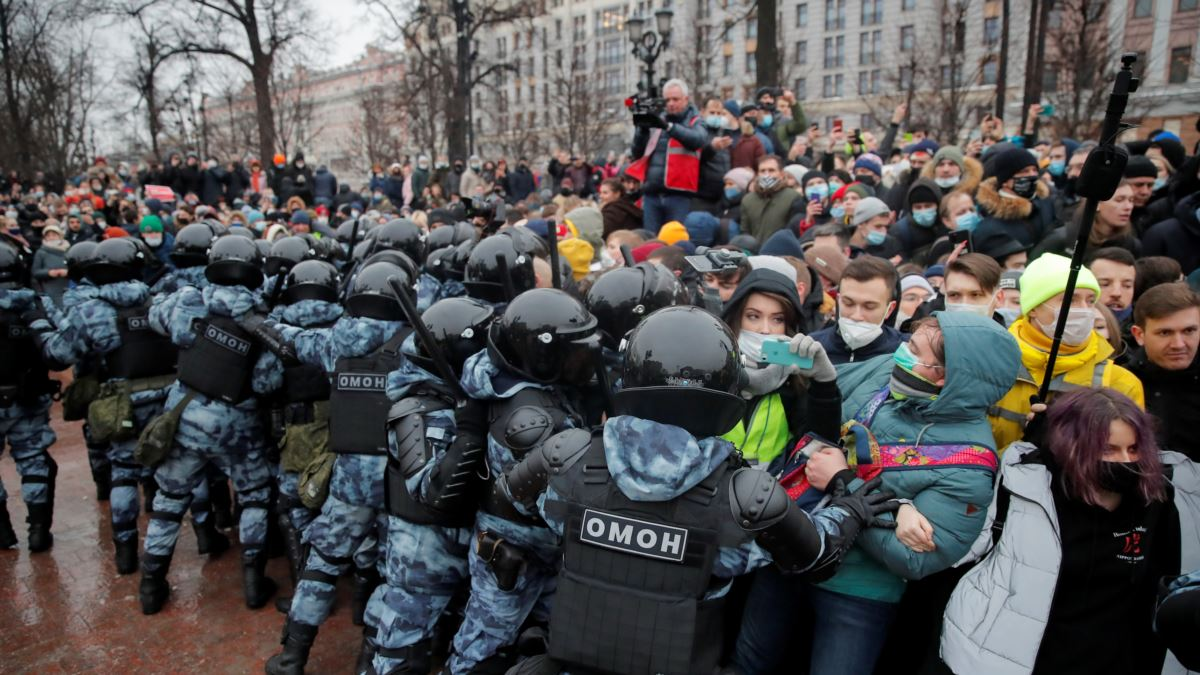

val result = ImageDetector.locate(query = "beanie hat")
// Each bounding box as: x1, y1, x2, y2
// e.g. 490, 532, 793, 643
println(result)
290, 210, 312, 226
1058, 137, 1080, 158
985, 146, 1038, 184
564, 206, 604, 254
906, 180, 942, 210
901, 274, 935, 297
658, 221, 690, 245
931, 146, 966, 174
723, 99, 742, 119
1150, 134, 1186, 170
557, 238, 594, 281
683, 211, 720, 246
804, 245, 849, 283
853, 155, 883, 177
273, 153, 286, 165
902, 139, 940, 157
139, 215, 163, 233
851, 197, 891, 227
924, 264, 945, 280
845, 182, 872, 200
748, 255, 798, 283
801, 170, 828, 189
247, 210, 265, 226
760, 229, 805, 258
724, 167, 755, 192
42, 223, 64, 238
782, 164, 808, 186
999, 269, 1022, 291
104, 226, 128, 239
144, 198, 164, 214
1123, 154, 1158, 179
631, 241, 665, 263
1018, 253, 1101, 315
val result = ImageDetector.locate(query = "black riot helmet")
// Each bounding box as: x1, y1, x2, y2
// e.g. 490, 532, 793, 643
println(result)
226, 225, 256, 240
65, 240, 98, 282
171, 222, 218, 268
615, 305, 746, 438
89, 237, 147, 285
487, 288, 601, 386
362, 249, 420, 283
345, 261, 411, 321
463, 229, 538, 303
266, 236, 317, 276
586, 262, 682, 348
206, 235, 265, 288
426, 221, 477, 253
370, 218, 427, 264
0, 242, 26, 289
281, 260, 340, 305
404, 297, 494, 377
254, 239, 273, 258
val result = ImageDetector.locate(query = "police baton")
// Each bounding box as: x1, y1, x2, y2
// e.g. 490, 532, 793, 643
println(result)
345, 216, 361, 263
266, 262, 293, 309
387, 274, 466, 399
619, 244, 636, 267
547, 221, 562, 290
1033, 54, 1139, 409
494, 253, 518, 302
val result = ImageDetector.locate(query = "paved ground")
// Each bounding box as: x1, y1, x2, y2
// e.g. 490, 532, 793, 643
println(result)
0, 396, 361, 674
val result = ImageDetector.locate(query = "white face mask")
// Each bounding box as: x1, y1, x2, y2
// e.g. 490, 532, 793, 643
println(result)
838, 317, 885, 350
1035, 306, 1095, 346
599, 246, 618, 269
738, 330, 771, 367
944, 300, 993, 317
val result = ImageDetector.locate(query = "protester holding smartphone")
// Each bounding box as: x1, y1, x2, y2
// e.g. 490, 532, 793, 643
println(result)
720, 267, 843, 468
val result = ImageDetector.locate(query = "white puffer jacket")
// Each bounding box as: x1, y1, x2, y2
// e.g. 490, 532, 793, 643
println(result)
940, 443, 1200, 675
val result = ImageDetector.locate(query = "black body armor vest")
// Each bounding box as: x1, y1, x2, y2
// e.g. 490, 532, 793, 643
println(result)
545, 436, 751, 675
104, 304, 178, 380
177, 315, 259, 403
328, 328, 411, 454
0, 310, 51, 406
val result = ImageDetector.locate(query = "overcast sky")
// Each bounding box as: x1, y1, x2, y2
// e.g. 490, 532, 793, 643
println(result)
314, 2, 385, 68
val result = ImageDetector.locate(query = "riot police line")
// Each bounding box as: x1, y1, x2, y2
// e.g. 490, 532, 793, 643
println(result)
0, 211, 897, 675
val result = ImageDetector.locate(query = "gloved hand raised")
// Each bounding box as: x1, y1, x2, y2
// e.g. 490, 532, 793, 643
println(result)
788, 333, 837, 382
827, 476, 899, 529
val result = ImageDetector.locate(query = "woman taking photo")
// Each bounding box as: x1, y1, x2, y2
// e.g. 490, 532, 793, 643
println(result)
942, 387, 1183, 675
721, 266, 842, 467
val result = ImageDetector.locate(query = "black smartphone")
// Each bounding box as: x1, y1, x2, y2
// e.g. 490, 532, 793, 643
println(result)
948, 229, 972, 251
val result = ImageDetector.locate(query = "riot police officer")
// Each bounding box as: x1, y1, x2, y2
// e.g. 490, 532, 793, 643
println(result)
447, 288, 602, 673
151, 221, 219, 294
0, 243, 58, 552
365, 296, 495, 674
462, 228, 543, 305
25, 238, 209, 573
497, 305, 899, 675
418, 222, 477, 310
141, 235, 279, 614
265, 261, 413, 675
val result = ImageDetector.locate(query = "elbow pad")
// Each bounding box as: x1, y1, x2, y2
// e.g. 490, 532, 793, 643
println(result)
729, 468, 824, 575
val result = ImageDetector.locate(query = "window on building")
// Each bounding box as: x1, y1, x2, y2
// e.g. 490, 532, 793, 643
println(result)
835, 73, 844, 96
1133, 0, 1153, 17
857, 70, 868, 94
824, 0, 845, 29
836, 35, 845, 66
899, 65, 913, 89
823, 74, 833, 96
861, 113, 877, 128
861, 0, 883, 26
1042, 62, 1059, 91
1170, 45, 1192, 82
796, 3, 809, 27
497, 37, 507, 59
984, 17, 1000, 45
954, 19, 966, 52
746, 14, 758, 37
902, 0, 915, 9
555, 19, 563, 40
724, 53, 733, 75
870, 68, 880, 93
859, 32, 869, 65
746, 51, 757, 73
1132, 50, 1147, 80
795, 77, 807, 99
1182, 0, 1199, 10
900, 25, 914, 51
796, 40, 808, 64
982, 57, 998, 84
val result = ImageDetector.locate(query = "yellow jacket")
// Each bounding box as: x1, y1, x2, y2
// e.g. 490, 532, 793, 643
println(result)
988, 318, 1145, 451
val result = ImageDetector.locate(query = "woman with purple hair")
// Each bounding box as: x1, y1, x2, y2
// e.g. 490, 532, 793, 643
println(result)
941, 387, 1197, 675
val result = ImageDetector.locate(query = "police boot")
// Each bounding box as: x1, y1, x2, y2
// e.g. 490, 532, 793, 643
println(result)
139, 553, 172, 615
375, 639, 432, 674
193, 515, 230, 557
114, 534, 139, 575
274, 514, 305, 614
355, 626, 378, 675
265, 619, 318, 675
351, 567, 381, 627
0, 502, 17, 550
92, 463, 111, 502
243, 552, 278, 610
26, 502, 54, 553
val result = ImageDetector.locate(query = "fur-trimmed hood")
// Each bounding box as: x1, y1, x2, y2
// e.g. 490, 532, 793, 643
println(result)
920, 155, 984, 196
975, 176, 1050, 221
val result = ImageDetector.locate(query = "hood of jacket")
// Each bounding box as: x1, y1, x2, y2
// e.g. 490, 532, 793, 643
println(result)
1173, 191, 1200, 237
906, 177, 946, 210
274, 299, 343, 328
0, 288, 36, 311
201, 284, 262, 317
603, 415, 733, 501
96, 280, 150, 307
919, 155, 983, 195
329, 316, 404, 359
459, 348, 544, 400
386, 335, 449, 400
975, 176, 1051, 222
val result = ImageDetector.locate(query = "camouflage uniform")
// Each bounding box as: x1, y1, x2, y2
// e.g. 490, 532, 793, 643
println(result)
142, 284, 275, 572
0, 292, 57, 514
367, 354, 474, 674
266, 314, 404, 631
446, 350, 583, 674
150, 265, 208, 296
415, 272, 464, 312
58, 281, 111, 494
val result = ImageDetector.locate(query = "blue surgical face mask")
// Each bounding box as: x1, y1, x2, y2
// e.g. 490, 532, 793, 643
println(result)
806, 184, 829, 201
705, 115, 725, 129
955, 211, 981, 232
1048, 160, 1066, 177
760, 114, 774, 128
1153, 177, 1167, 191
830, 204, 846, 220
912, 208, 937, 227
866, 230, 887, 246
724, 186, 742, 201
828, 180, 844, 192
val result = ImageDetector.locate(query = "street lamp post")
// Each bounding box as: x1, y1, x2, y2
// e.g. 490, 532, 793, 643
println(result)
626, 8, 673, 98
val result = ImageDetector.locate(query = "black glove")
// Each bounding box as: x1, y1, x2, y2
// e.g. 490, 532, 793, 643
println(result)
241, 314, 298, 364
827, 476, 899, 529
20, 296, 51, 329
453, 398, 487, 439
633, 112, 668, 129
1022, 395, 1048, 447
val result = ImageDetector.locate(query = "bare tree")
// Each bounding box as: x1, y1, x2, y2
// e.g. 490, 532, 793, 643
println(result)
347, 85, 407, 168
109, 0, 178, 160
547, 51, 616, 160
172, 0, 311, 165
0, 0, 67, 171
1042, 0, 1121, 139
271, 63, 323, 157
368, 0, 536, 159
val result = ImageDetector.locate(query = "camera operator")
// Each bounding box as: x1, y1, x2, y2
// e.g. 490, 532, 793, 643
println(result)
625, 78, 712, 234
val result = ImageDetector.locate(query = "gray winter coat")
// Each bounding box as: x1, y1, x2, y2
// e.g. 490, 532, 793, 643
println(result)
940, 443, 1200, 675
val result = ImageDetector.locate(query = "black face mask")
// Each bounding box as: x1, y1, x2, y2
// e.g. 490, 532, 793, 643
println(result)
559, 187, 573, 196
856, 174, 877, 188
1098, 461, 1142, 495
1011, 175, 1039, 199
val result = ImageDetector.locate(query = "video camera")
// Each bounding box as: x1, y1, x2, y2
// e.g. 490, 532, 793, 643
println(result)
626, 92, 666, 128
684, 246, 748, 274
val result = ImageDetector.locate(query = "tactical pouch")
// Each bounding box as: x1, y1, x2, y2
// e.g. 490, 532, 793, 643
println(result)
476, 530, 528, 592
62, 374, 102, 421
87, 381, 136, 444
280, 401, 330, 474
298, 450, 335, 510
135, 391, 195, 468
